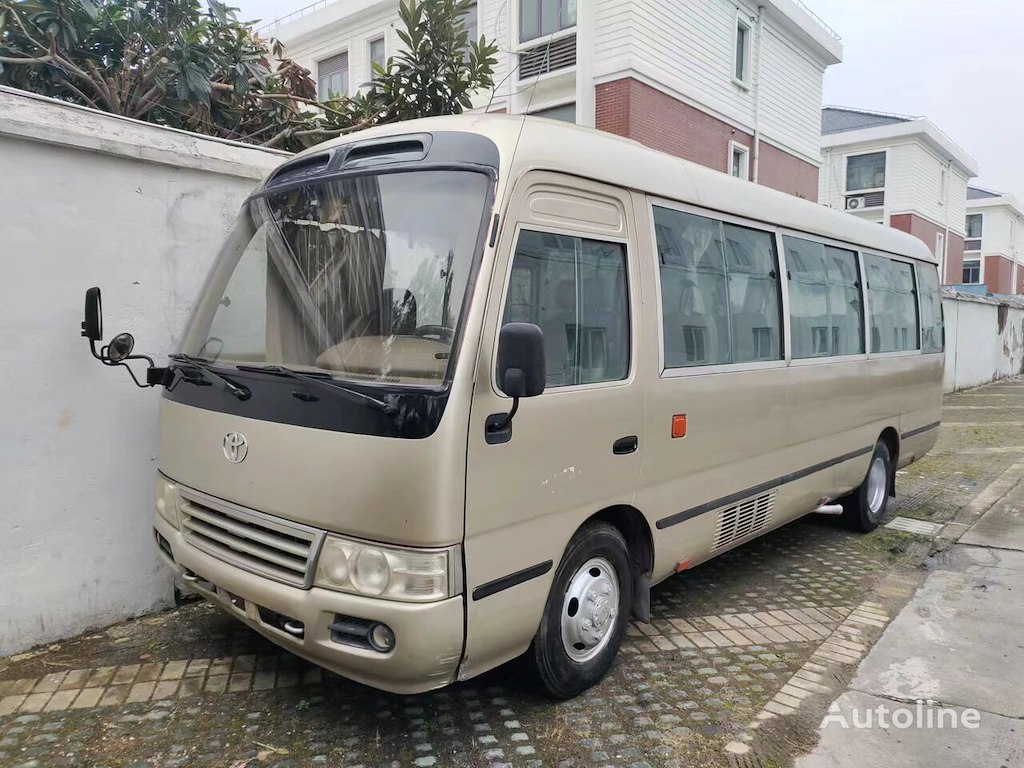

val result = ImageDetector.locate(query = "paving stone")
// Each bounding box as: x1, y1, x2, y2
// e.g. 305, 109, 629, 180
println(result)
71, 688, 104, 709
57, 670, 90, 690
111, 665, 140, 686
126, 682, 156, 703
42, 690, 77, 712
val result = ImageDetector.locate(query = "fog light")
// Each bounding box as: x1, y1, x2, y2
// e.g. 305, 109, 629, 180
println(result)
368, 622, 396, 652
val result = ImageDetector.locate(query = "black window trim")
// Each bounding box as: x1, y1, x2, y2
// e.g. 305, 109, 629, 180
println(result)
491, 222, 635, 397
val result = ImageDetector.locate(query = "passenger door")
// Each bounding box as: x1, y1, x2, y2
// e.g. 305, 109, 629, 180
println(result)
459, 173, 645, 679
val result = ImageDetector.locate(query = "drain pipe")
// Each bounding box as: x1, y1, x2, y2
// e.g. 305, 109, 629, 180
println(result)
941, 159, 952, 284
752, 6, 765, 184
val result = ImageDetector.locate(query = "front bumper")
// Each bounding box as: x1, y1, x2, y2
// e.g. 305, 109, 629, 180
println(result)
153, 514, 464, 695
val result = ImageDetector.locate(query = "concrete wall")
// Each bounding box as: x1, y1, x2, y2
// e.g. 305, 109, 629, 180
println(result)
943, 291, 1024, 392
0, 87, 286, 655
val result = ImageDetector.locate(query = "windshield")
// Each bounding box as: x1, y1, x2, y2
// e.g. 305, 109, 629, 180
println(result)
179, 170, 491, 387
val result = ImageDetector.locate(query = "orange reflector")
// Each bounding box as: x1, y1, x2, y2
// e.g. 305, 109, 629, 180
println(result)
675, 559, 691, 573
671, 414, 687, 439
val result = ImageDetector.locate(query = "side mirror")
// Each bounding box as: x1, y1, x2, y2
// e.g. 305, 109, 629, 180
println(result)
488, 323, 545, 436
82, 287, 103, 341
497, 322, 546, 398
107, 332, 135, 362
81, 287, 165, 389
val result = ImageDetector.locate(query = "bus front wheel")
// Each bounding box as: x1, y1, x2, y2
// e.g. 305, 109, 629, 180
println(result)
841, 441, 892, 532
527, 522, 633, 699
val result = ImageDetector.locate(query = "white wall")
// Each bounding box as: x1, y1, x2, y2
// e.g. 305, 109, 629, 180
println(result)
970, 202, 1024, 260
0, 87, 286, 655
943, 291, 1024, 391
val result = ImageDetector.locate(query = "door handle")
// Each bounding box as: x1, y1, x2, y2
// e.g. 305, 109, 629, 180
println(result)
612, 435, 638, 455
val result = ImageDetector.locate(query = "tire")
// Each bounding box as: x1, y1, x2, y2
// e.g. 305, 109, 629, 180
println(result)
527, 522, 633, 700
841, 441, 892, 532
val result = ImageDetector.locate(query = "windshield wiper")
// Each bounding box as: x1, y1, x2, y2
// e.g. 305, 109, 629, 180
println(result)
168, 354, 251, 401
237, 365, 396, 416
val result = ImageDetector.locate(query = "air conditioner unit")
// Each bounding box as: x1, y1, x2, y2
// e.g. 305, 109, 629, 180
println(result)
846, 196, 866, 210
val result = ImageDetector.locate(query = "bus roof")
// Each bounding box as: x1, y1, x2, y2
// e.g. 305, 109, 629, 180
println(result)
295, 114, 938, 265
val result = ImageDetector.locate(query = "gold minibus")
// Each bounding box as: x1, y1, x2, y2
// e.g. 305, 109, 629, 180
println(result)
82, 115, 943, 698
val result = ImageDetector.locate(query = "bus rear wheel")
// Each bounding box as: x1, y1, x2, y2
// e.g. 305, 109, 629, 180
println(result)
841, 441, 892, 532
527, 522, 633, 699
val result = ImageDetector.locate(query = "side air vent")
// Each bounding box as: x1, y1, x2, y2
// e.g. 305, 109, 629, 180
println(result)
519, 34, 577, 80
710, 490, 776, 552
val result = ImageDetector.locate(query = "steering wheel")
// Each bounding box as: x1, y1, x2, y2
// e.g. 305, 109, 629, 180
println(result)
414, 325, 454, 341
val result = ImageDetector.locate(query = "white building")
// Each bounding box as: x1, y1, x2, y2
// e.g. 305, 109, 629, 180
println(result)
818, 107, 978, 285
265, 0, 842, 200
963, 186, 1024, 295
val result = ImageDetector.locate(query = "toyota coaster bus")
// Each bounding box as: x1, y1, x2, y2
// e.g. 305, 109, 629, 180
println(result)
81, 114, 943, 699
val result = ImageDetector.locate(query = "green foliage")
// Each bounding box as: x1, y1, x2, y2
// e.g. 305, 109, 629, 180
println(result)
0, 0, 498, 150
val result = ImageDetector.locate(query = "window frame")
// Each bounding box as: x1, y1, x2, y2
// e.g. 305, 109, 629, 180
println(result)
962, 259, 982, 284
845, 151, 887, 194
729, 141, 750, 180
862, 251, 923, 357
776, 228, 870, 367
915, 261, 944, 354
733, 14, 753, 88
316, 49, 350, 100
492, 222, 635, 395
368, 35, 386, 73
649, 197, 789, 379
965, 212, 983, 253
517, 0, 577, 45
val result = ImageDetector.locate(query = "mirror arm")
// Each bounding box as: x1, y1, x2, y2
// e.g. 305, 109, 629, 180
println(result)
490, 396, 519, 432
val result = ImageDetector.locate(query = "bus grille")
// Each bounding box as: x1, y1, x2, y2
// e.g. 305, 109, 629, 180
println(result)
710, 491, 776, 552
179, 489, 323, 588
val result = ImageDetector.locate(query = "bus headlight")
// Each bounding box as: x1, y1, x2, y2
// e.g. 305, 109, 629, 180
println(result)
155, 474, 179, 529
314, 536, 459, 602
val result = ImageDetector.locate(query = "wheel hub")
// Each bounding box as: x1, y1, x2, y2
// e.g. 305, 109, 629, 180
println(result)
561, 557, 620, 663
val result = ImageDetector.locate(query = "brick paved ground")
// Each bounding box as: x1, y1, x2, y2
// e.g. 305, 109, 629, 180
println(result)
3, 379, 1022, 768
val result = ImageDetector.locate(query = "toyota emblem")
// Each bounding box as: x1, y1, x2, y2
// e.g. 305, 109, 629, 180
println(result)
223, 432, 248, 463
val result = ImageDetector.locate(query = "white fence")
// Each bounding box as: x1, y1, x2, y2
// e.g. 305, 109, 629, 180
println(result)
0, 87, 286, 655
943, 291, 1024, 392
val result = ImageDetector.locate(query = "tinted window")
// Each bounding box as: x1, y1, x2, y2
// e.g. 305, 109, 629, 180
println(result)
866, 254, 920, 352
655, 207, 782, 367
916, 262, 944, 353
847, 152, 886, 191
502, 230, 629, 387
784, 237, 865, 358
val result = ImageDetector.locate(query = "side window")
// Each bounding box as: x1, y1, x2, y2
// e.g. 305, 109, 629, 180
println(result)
655, 206, 782, 367
501, 230, 629, 387
865, 254, 920, 353
916, 262, 944, 353
784, 236, 865, 358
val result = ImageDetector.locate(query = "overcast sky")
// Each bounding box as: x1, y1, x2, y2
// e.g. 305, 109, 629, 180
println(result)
236, 0, 1024, 194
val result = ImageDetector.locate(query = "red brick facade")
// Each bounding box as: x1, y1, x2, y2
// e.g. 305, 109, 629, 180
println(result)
984, 254, 1015, 294
594, 77, 818, 200
890, 213, 966, 285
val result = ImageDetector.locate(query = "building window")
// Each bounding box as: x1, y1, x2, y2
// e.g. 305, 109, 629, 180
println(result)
654, 206, 783, 367
317, 52, 349, 99
729, 141, 750, 180
502, 230, 629, 387
461, 2, 478, 44
846, 152, 886, 192
963, 260, 981, 284
734, 16, 752, 84
530, 102, 576, 123
369, 37, 385, 72
520, 0, 576, 43
965, 213, 983, 252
